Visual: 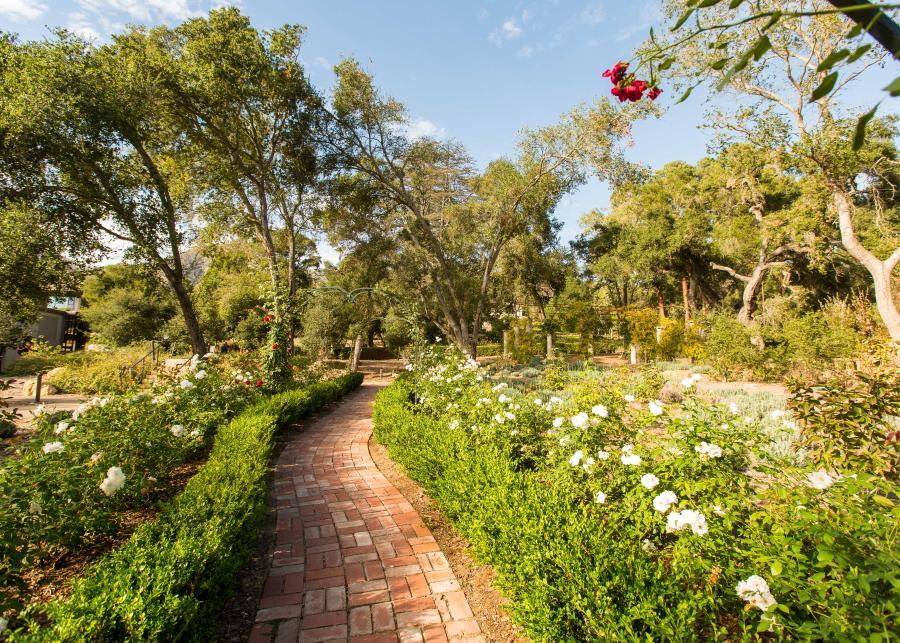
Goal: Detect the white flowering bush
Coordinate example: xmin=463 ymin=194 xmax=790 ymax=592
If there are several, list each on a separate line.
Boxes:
xmin=374 ymin=345 xmax=899 ymax=640
xmin=0 ymin=355 xmax=260 ymax=617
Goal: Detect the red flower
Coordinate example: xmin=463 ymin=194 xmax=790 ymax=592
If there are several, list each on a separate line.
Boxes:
xmin=648 ymin=87 xmax=662 ymax=100
xmin=255 ymin=379 xmax=263 ymax=388
xmin=602 ymin=61 xmax=628 ymax=85
xmin=623 ymin=81 xmax=645 ymax=102
xmin=263 ymin=314 xmax=273 ymax=323
xmin=271 ymin=343 xmax=278 ymax=350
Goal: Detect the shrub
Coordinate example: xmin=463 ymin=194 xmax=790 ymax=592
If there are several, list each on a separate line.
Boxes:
xmin=0 ymin=358 xmax=261 ymax=616
xmin=374 ymin=346 xmax=898 ymax=640
xmin=789 ymin=366 xmax=900 ymax=481
xmin=8 ymin=372 xmax=363 ymax=640
xmin=44 ymin=347 xmax=152 ymax=395
xmin=781 ymin=311 xmax=860 ymax=365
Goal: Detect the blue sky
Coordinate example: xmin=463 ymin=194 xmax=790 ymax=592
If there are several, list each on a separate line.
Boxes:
xmin=2 ymin=0 xmax=897 ymax=254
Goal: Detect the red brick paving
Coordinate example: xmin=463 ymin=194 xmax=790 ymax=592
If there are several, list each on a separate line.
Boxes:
xmin=253 ymin=383 xmax=484 ymax=642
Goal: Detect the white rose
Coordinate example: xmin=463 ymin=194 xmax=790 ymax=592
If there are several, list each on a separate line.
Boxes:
xmin=806 ymin=469 xmax=834 ymax=490
xmin=552 ymin=417 xmax=564 ymax=428
xmin=737 ymin=575 xmax=777 ymax=611
xmin=648 ymin=400 xmax=664 ymax=416
xmin=680 ymin=377 xmax=695 ymax=388
xmin=569 ymin=450 xmax=585 ymax=467
xmin=640 ymin=473 xmax=660 ymax=490
xmin=591 ymin=404 xmax=609 ymax=418
xmin=180 ymin=380 xmax=194 ymax=390
xmin=42 ymin=441 xmax=64 ymax=454
xmin=571 ymin=412 xmax=589 ymax=428
xmin=594 ymin=490 xmax=606 ymax=504
xmin=194 ymin=370 xmax=207 ymax=380
xmin=597 ymin=449 xmax=610 ymax=461
xmin=170 ymin=424 xmax=186 ymax=438
xmin=653 ymin=490 xmax=677 ymax=513
xmin=100 ymin=466 xmax=126 ymax=496
xmin=623 ymin=394 xmax=635 ymax=402
xmin=55 ymin=421 xmax=70 ymax=434
xmin=621 ymin=454 xmax=642 ymax=466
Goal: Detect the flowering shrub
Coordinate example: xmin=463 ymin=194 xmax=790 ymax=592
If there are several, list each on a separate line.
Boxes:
xmin=0 ymin=355 xmax=259 ymax=617
xmin=374 ymin=345 xmax=898 ymax=640
xmin=7 ymin=372 xmax=363 ymax=640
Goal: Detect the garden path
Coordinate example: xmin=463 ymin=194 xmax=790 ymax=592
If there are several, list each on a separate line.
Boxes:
xmin=251 ymin=381 xmax=485 ymax=643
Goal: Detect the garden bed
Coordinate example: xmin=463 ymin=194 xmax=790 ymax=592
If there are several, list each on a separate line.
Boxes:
xmin=373 ymin=346 xmax=898 ymax=640
xmin=2 ymin=366 xmax=363 ymax=639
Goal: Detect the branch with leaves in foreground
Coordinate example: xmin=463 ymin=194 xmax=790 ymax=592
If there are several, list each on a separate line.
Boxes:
xmin=627 ymin=0 xmax=899 ymax=149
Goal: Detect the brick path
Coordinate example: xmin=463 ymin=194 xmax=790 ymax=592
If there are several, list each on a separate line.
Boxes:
xmin=250 ymin=382 xmax=484 ymax=643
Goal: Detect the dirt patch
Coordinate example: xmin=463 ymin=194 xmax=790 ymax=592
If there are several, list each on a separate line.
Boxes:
xmin=368 ymin=436 xmax=527 ymax=643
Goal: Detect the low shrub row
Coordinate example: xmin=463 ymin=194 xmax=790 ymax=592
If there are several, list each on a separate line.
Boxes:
xmin=1 ymin=358 xmax=260 ymax=614
xmin=10 ymin=371 xmax=363 ymax=641
xmin=373 ymin=347 xmax=897 ymax=640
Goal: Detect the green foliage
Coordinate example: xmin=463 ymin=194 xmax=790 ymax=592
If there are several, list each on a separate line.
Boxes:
xmin=8 ymin=372 xmax=363 ymax=640
xmin=0 ymin=205 xmax=88 ymax=345
xmin=375 ymin=346 xmax=898 ymax=640
xmin=0 ymin=380 xmax=20 ymax=439
xmin=781 ymin=311 xmax=860 ymax=364
xmin=789 ymin=366 xmax=900 ymax=482
xmin=44 ymin=347 xmax=152 ymax=395
xmin=0 ymin=358 xmax=260 ymax=616
xmin=80 ymin=264 xmax=176 ymax=347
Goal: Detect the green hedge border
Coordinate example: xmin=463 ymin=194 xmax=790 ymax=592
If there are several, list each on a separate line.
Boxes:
xmin=15 ymin=372 xmax=364 ymax=641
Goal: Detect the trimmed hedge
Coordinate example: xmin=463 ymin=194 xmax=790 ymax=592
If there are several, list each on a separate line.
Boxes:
xmin=372 ymin=375 xmax=899 ymax=640
xmin=15 ymin=372 xmax=363 ymax=642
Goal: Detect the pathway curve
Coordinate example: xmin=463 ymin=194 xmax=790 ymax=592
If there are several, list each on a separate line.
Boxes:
xmin=250 ymin=382 xmax=485 ymax=643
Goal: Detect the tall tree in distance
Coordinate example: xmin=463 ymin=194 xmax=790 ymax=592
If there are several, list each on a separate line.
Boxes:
xmin=0 ymin=33 xmax=209 ymax=354
xmin=641 ymin=0 xmax=900 ymax=341
xmin=130 ymin=7 xmax=322 ymax=357
xmin=321 ymin=58 xmax=646 ymax=355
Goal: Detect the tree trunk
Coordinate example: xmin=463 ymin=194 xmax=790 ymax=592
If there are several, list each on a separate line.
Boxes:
xmin=656 ymin=288 xmax=666 ymax=319
xmin=681 ymin=277 xmax=691 ymax=323
xmin=350 ymin=333 xmax=364 ymax=373
xmin=167 ymin=274 xmax=206 ymax=356
xmin=831 ymin=186 xmax=900 ymax=342
xmin=738 ymin=267 xmax=767 ymax=326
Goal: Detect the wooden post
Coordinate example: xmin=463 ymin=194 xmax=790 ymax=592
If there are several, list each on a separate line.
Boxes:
xmin=546 ymin=333 xmax=554 ymax=358
xmin=34 ymin=371 xmax=43 ymax=403
xmin=630 ymin=344 xmax=638 ymax=365
xmin=502 ymin=331 xmax=510 ymax=358
xmin=151 ymin=340 xmax=157 ymax=363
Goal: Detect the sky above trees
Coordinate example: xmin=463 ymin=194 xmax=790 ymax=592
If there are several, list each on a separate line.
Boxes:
xmin=2 ymin=0 xmax=896 ymax=253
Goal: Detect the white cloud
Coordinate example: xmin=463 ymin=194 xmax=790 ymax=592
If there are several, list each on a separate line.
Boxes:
xmin=67 ymin=12 xmax=102 ymax=40
xmin=0 ymin=0 xmax=47 ymax=21
xmin=313 ymin=55 xmax=331 ymax=71
xmin=76 ymin=0 xmax=198 ymax=23
xmin=580 ymin=1 xmax=606 ymax=25
xmin=404 ymin=118 xmax=447 ymax=141
xmin=488 ymin=18 xmax=523 ymax=45
xmin=615 ymin=0 xmax=662 ymax=41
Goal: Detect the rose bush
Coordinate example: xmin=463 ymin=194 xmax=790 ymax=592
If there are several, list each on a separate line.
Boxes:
xmin=0 ymin=354 xmax=262 ymax=617
xmin=375 ymin=345 xmax=898 ymax=640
